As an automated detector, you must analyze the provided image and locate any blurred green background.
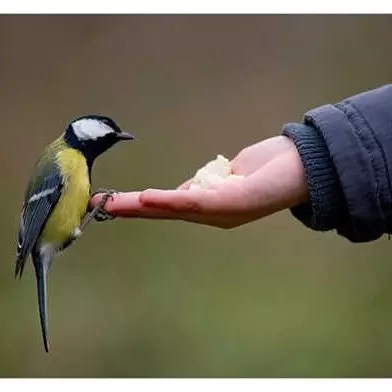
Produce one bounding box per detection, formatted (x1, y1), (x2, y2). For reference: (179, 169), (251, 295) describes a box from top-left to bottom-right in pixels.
(1, 15), (392, 378)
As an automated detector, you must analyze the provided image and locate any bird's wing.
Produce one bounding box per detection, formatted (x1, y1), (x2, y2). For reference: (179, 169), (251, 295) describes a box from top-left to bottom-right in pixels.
(15, 170), (63, 278)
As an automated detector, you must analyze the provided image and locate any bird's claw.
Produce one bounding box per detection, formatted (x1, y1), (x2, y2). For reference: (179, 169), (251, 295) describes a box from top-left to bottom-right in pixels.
(90, 188), (118, 222)
(94, 210), (116, 222)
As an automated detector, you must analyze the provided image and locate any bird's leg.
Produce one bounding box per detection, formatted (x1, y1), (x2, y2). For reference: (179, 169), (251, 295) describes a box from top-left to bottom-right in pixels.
(78, 189), (117, 234)
(66, 189), (117, 245)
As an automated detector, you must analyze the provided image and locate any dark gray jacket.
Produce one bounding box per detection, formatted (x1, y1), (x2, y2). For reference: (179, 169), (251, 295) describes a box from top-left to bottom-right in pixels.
(283, 84), (392, 242)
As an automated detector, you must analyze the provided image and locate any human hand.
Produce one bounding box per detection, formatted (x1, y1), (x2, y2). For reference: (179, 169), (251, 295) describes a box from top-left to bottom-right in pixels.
(90, 136), (308, 229)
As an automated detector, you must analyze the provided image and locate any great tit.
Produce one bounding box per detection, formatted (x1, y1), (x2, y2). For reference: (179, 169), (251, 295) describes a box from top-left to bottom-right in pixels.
(15, 115), (134, 352)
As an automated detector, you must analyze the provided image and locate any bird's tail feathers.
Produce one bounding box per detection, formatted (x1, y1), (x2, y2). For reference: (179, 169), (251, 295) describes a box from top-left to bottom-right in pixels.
(32, 250), (50, 353)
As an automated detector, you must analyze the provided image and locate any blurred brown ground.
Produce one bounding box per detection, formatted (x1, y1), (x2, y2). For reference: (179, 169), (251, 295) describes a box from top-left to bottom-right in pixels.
(1, 15), (392, 377)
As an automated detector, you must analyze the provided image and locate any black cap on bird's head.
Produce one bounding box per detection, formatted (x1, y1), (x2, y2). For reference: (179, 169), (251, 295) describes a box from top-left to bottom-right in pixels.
(64, 115), (134, 164)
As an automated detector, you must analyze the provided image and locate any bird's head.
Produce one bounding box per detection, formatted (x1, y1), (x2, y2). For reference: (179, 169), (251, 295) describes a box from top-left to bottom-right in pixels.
(64, 115), (134, 163)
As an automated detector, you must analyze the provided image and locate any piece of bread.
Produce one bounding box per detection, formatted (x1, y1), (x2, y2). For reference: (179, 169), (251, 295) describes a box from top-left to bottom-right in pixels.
(189, 155), (244, 190)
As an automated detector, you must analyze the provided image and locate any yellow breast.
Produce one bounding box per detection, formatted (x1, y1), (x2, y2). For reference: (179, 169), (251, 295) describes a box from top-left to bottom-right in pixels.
(41, 148), (90, 245)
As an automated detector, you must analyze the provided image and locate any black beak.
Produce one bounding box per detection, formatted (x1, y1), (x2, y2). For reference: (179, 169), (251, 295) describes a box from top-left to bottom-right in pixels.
(117, 132), (135, 141)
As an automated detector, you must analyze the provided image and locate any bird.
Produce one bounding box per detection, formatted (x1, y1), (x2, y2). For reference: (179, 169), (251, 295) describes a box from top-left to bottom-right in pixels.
(15, 115), (134, 352)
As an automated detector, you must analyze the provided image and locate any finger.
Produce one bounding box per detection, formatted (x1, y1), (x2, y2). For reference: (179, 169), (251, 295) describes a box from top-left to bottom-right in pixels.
(230, 136), (294, 175)
(177, 179), (193, 190)
(139, 184), (247, 213)
(90, 192), (110, 208)
(90, 192), (180, 219)
(139, 188), (219, 213)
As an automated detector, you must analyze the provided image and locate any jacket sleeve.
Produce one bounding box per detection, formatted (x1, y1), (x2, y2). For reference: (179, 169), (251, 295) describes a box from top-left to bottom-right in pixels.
(282, 84), (392, 242)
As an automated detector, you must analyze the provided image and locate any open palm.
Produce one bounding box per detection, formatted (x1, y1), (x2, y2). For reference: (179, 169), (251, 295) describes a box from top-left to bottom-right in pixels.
(91, 136), (308, 229)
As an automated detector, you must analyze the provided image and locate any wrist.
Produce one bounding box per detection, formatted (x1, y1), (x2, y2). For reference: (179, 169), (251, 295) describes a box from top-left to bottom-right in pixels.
(282, 123), (347, 231)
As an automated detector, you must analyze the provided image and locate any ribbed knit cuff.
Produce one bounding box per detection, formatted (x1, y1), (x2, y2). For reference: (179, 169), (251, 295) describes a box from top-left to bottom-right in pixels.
(282, 123), (347, 231)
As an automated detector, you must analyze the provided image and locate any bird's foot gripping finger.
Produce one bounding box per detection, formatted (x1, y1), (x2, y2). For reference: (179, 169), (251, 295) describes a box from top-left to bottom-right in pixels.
(90, 188), (118, 222)
(78, 189), (117, 233)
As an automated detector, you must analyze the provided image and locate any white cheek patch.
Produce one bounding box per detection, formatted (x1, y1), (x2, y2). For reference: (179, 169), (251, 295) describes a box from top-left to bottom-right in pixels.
(72, 119), (114, 141)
